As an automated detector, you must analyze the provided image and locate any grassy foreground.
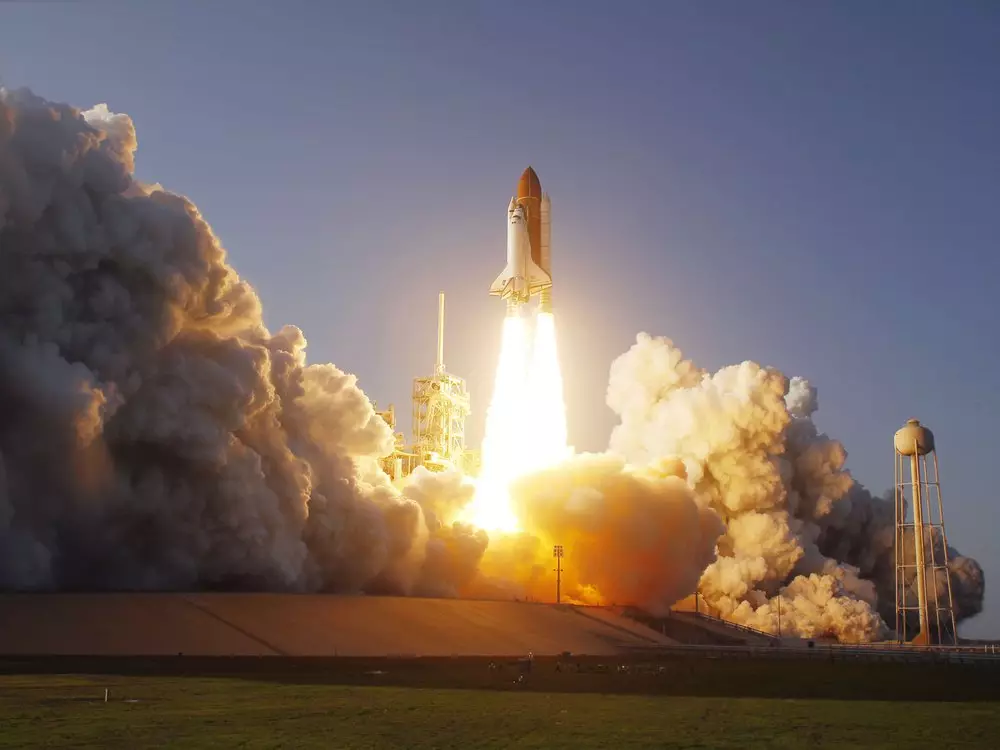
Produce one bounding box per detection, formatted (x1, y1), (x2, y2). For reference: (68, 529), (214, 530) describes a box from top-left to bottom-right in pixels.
(1, 675), (998, 749)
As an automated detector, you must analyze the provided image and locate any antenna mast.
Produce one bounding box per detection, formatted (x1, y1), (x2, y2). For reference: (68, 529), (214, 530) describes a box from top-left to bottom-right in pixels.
(436, 292), (445, 374)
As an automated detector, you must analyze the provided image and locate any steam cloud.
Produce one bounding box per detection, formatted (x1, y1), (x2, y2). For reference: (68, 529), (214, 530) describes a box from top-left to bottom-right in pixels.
(0, 88), (984, 642)
(603, 333), (985, 641)
(0, 88), (445, 593)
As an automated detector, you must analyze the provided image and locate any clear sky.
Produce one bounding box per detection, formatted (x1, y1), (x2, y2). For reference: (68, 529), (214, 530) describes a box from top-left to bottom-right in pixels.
(2, 1), (997, 636)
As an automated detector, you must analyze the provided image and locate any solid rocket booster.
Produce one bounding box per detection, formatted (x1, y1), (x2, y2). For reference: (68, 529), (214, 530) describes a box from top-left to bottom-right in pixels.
(489, 166), (553, 312)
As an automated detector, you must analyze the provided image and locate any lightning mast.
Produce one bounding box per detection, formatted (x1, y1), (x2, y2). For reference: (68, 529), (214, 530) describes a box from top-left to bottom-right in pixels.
(411, 292), (471, 472)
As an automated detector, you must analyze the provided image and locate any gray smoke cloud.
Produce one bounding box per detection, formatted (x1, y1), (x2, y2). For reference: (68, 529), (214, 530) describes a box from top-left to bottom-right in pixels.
(0, 87), (462, 594)
(606, 333), (985, 641)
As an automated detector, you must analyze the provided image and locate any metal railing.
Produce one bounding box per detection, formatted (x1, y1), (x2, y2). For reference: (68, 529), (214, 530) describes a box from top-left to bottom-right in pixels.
(619, 605), (777, 643)
(678, 611), (777, 641)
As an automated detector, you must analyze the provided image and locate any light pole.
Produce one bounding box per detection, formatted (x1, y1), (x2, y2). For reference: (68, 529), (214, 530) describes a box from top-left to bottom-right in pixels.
(553, 545), (564, 604)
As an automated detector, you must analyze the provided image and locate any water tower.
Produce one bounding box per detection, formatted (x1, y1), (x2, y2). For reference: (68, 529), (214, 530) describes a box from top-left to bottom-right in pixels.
(893, 419), (958, 645)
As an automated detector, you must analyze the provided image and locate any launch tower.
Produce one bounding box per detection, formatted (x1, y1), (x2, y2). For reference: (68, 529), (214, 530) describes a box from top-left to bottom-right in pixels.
(375, 404), (416, 481)
(893, 418), (958, 645)
(411, 293), (471, 472)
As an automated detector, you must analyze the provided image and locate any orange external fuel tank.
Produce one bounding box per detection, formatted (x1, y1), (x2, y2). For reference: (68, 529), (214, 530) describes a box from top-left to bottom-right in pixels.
(516, 166), (544, 270)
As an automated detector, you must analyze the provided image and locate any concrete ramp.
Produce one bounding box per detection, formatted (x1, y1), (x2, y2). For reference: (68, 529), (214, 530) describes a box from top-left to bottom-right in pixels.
(0, 594), (274, 656)
(0, 594), (677, 657)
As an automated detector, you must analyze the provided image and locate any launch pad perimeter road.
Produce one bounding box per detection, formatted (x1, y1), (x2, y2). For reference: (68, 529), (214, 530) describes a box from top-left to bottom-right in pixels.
(0, 675), (999, 749)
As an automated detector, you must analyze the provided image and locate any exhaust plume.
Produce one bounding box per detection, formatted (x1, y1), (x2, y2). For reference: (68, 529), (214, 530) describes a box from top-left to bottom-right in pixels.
(504, 452), (724, 613)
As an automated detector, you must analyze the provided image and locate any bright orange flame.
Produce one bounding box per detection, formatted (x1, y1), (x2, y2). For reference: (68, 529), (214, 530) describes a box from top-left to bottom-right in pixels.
(463, 310), (569, 532)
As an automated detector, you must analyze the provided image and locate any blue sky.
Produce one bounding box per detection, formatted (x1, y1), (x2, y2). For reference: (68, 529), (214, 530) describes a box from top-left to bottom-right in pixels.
(2, 1), (997, 636)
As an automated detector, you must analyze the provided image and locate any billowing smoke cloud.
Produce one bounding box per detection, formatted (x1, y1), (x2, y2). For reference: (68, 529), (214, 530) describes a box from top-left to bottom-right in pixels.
(0, 87), (456, 594)
(402, 467), (488, 597)
(499, 453), (723, 613)
(605, 333), (984, 641)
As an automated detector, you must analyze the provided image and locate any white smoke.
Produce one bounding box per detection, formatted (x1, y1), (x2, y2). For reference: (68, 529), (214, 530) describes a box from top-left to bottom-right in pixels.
(605, 333), (984, 641)
(402, 467), (488, 597)
(0, 86), (465, 594)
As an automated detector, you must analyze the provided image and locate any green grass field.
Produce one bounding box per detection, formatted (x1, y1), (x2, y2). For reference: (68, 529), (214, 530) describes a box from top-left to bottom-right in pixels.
(1, 674), (998, 749)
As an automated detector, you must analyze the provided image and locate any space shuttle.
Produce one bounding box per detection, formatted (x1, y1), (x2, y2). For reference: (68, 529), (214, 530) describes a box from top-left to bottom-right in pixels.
(489, 166), (553, 313)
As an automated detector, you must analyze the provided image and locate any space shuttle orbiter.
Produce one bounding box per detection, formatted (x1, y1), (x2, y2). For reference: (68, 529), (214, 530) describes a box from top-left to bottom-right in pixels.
(489, 166), (553, 314)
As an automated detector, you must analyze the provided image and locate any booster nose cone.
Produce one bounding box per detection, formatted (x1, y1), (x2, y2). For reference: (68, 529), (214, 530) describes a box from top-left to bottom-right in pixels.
(517, 166), (542, 200)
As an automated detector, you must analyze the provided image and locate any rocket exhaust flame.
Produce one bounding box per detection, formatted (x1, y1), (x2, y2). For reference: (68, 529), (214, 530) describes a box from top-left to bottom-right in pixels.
(465, 311), (569, 533)
(464, 315), (530, 532)
(524, 312), (570, 472)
